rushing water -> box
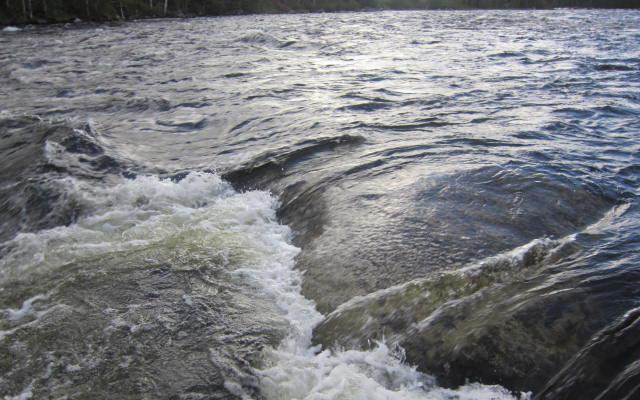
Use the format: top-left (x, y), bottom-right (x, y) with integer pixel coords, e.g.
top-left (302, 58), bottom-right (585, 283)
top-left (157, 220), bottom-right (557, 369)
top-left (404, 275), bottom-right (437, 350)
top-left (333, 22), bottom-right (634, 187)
top-left (1, 9), bottom-right (639, 400)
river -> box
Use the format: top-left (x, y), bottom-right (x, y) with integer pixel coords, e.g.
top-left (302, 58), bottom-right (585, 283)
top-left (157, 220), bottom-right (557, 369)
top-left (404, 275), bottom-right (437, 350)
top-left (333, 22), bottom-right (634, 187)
top-left (1, 9), bottom-right (639, 399)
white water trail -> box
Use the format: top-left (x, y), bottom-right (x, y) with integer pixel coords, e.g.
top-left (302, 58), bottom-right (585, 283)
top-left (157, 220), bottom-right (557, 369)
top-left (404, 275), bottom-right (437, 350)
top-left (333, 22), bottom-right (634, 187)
top-left (251, 264), bottom-right (526, 400)
top-left (228, 189), bottom-right (528, 399)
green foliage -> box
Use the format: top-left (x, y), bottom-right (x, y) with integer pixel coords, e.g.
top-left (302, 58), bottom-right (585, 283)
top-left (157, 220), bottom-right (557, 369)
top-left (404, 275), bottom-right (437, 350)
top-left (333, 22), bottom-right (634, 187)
top-left (0, 0), bottom-right (638, 25)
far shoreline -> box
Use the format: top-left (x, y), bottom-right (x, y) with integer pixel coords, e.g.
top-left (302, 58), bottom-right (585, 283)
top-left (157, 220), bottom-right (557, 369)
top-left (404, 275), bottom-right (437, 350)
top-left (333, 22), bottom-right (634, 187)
top-left (1, 6), bottom-right (639, 29)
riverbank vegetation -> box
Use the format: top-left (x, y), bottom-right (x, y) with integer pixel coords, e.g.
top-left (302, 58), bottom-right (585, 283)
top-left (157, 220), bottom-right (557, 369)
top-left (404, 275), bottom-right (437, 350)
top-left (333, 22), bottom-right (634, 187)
top-left (1, 0), bottom-right (637, 26)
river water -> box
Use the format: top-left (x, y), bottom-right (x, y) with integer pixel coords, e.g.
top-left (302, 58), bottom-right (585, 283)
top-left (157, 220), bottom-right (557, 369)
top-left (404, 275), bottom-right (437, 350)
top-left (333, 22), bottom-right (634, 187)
top-left (1, 9), bottom-right (639, 400)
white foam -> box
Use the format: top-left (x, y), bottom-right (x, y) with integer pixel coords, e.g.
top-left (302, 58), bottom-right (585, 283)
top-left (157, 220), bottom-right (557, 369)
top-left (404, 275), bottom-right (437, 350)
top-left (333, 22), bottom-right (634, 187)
top-left (0, 303), bottom-right (71, 341)
top-left (4, 294), bottom-right (47, 321)
top-left (65, 364), bottom-right (82, 373)
top-left (0, 172), bottom-right (244, 276)
top-left (258, 341), bottom-right (524, 400)
top-left (2, 26), bottom-right (21, 33)
top-left (3, 382), bottom-right (33, 400)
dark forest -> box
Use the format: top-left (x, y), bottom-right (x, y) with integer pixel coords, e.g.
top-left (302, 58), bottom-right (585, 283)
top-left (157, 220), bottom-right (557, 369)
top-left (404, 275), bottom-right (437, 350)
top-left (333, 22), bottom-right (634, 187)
top-left (1, 0), bottom-right (638, 25)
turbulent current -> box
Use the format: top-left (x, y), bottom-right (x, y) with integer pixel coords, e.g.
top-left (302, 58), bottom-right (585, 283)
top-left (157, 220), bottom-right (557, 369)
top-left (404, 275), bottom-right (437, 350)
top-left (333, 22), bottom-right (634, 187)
top-left (1, 9), bottom-right (639, 400)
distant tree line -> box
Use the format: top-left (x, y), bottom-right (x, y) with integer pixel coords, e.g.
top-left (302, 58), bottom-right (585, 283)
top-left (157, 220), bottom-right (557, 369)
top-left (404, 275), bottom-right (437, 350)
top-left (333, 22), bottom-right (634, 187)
top-left (1, 0), bottom-right (638, 25)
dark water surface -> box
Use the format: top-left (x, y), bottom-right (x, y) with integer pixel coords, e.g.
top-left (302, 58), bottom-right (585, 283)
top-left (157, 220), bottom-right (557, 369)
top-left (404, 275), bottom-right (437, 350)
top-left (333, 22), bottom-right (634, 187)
top-left (1, 9), bottom-right (639, 399)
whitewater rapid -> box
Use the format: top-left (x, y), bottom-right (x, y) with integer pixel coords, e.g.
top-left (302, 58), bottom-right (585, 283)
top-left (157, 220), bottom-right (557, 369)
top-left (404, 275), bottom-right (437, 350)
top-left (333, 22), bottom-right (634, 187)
top-left (1, 171), bottom-right (525, 399)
